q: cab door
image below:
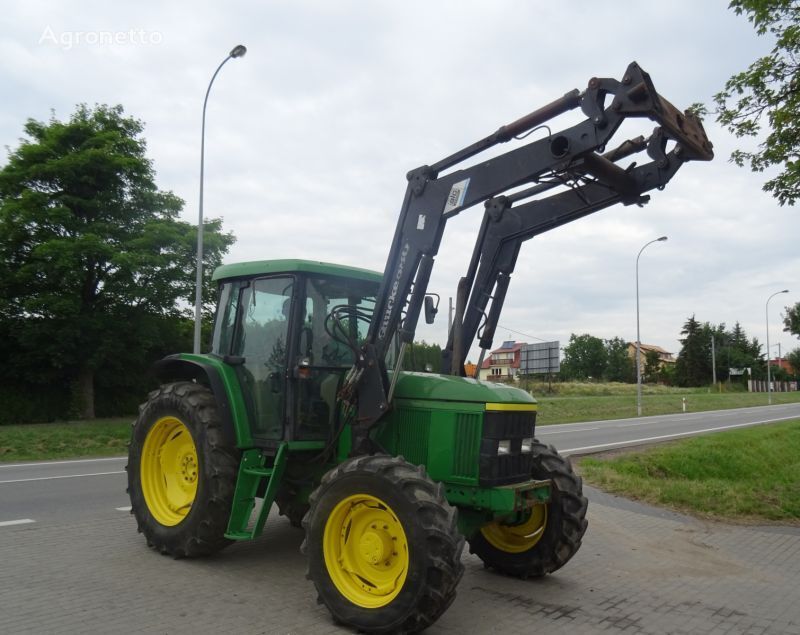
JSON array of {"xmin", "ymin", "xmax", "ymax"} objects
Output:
[{"xmin": 232, "ymin": 276, "xmax": 295, "ymax": 442}]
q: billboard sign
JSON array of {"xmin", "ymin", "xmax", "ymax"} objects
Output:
[{"xmin": 519, "ymin": 341, "xmax": 560, "ymax": 374}]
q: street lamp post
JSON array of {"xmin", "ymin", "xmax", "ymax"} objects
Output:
[
  {"xmin": 636, "ymin": 236, "xmax": 668, "ymax": 417},
  {"xmin": 193, "ymin": 44, "xmax": 247, "ymax": 354},
  {"xmin": 765, "ymin": 289, "xmax": 789, "ymax": 405}
]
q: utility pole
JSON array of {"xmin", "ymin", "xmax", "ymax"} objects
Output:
[{"xmin": 448, "ymin": 296, "xmax": 453, "ymax": 333}]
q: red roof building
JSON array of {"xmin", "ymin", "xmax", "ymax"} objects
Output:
[{"xmin": 478, "ymin": 340, "xmax": 526, "ymax": 381}]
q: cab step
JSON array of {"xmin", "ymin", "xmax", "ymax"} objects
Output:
[{"xmin": 225, "ymin": 443, "xmax": 288, "ymax": 541}]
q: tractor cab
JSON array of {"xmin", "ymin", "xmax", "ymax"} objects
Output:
[{"xmin": 210, "ymin": 259, "xmax": 388, "ymax": 447}]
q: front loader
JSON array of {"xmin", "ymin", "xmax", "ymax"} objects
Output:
[{"xmin": 127, "ymin": 62, "xmax": 712, "ymax": 633}]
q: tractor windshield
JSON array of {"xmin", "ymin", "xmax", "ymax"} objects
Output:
[{"xmin": 301, "ymin": 275, "xmax": 379, "ymax": 368}]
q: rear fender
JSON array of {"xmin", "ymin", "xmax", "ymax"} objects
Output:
[{"xmin": 153, "ymin": 355, "xmax": 250, "ymax": 448}]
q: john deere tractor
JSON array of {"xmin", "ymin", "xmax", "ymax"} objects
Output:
[{"xmin": 127, "ymin": 62, "xmax": 712, "ymax": 633}]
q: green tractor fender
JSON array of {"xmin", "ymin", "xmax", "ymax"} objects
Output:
[{"xmin": 152, "ymin": 354, "xmax": 253, "ymax": 448}]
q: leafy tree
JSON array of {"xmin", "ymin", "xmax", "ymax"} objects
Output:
[
  {"xmin": 785, "ymin": 301, "xmax": 800, "ymax": 338},
  {"xmin": 604, "ymin": 336, "xmax": 633, "ymax": 383},
  {"xmin": 714, "ymin": 0, "xmax": 800, "ymax": 204},
  {"xmin": 643, "ymin": 349, "xmax": 662, "ymax": 383},
  {"xmin": 0, "ymin": 104, "xmax": 234, "ymax": 419},
  {"xmin": 560, "ymin": 333, "xmax": 607, "ymax": 381},
  {"xmin": 787, "ymin": 347, "xmax": 800, "ymax": 376}
]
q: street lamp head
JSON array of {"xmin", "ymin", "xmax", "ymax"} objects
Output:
[
  {"xmin": 230, "ymin": 45, "xmax": 247, "ymax": 58},
  {"xmin": 780, "ymin": 289, "xmax": 789, "ymax": 294},
  {"xmin": 657, "ymin": 236, "xmax": 668, "ymax": 242}
]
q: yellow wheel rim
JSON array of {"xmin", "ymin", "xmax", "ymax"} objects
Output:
[
  {"xmin": 322, "ymin": 494, "xmax": 409, "ymax": 609},
  {"xmin": 480, "ymin": 503, "xmax": 547, "ymax": 553},
  {"xmin": 140, "ymin": 416, "xmax": 199, "ymax": 527}
]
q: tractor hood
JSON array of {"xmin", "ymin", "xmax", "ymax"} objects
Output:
[{"xmin": 392, "ymin": 372, "xmax": 536, "ymax": 405}]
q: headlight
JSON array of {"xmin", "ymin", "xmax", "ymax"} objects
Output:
[
  {"xmin": 521, "ymin": 437, "xmax": 533, "ymax": 453},
  {"xmin": 497, "ymin": 440, "xmax": 511, "ymax": 455}
]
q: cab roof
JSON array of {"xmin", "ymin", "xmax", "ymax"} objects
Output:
[{"xmin": 212, "ymin": 259, "xmax": 383, "ymax": 283}]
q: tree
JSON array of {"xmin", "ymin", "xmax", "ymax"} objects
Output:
[
  {"xmin": 406, "ymin": 341, "xmax": 442, "ymax": 373},
  {"xmin": 714, "ymin": 0, "xmax": 800, "ymax": 205},
  {"xmin": 643, "ymin": 350, "xmax": 662, "ymax": 384},
  {"xmin": 604, "ymin": 336, "xmax": 633, "ymax": 383},
  {"xmin": 787, "ymin": 347, "xmax": 800, "ymax": 376},
  {"xmin": 675, "ymin": 317, "xmax": 765, "ymax": 387},
  {"xmin": 675, "ymin": 316, "xmax": 711, "ymax": 386},
  {"xmin": 560, "ymin": 334, "xmax": 607, "ymax": 381},
  {"xmin": 0, "ymin": 104, "xmax": 234, "ymax": 419},
  {"xmin": 785, "ymin": 301, "xmax": 800, "ymax": 338}
]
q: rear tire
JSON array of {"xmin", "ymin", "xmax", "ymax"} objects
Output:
[
  {"xmin": 302, "ymin": 455, "xmax": 464, "ymax": 634},
  {"xmin": 468, "ymin": 441, "xmax": 587, "ymax": 578},
  {"xmin": 127, "ymin": 382, "xmax": 240, "ymax": 558}
]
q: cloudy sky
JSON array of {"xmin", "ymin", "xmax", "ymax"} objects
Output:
[{"xmin": 2, "ymin": 1, "xmax": 798, "ymax": 364}]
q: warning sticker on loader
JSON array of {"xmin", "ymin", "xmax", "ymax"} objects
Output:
[{"xmin": 443, "ymin": 178, "xmax": 470, "ymax": 215}]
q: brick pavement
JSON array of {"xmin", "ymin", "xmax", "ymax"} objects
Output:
[{"xmin": 1, "ymin": 488, "xmax": 799, "ymax": 634}]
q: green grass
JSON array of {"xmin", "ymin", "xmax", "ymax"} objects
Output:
[
  {"xmin": 578, "ymin": 419, "xmax": 800, "ymax": 523},
  {"xmin": 0, "ymin": 418, "xmax": 132, "ymax": 462},
  {"xmin": 534, "ymin": 387, "xmax": 800, "ymax": 425},
  {"xmin": 2, "ymin": 381, "xmax": 799, "ymax": 462}
]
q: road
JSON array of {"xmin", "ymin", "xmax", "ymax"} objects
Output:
[
  {"xmin": 2, "ymin": 402, "xmax": 800, "ymax": 524},
  {"xmin": 1, "ymin": 403, "xmax": 799, "ymax": 634},
  {"xmin": 538, "ymin": 401, "xmax": 800, "ymax": 456}
]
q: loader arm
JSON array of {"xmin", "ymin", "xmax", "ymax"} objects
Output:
[
  {"xmin": 342, "ymin": 61, "xmax": 712, "ymax": 435},
  {"xmin": 443, "ymin": 130, "xmax": 694, "ymax": 375}
]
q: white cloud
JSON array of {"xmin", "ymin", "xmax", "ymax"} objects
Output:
[{"xmin": 1, "ymin": 0, "xmax": 798, "ymax": 362}]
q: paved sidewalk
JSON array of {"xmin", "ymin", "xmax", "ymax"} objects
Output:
[{"xmin": 1, "ymin": 487, "xmax": 799, "ymax": 634}]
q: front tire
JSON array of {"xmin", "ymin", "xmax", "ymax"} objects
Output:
[
  {"xmin": 302, "ymin": 455, "xmax": 464, "ymax": 634},
  {"xmin": 127, "ymin": 382, "xmax": 239, "ymax": 558},
  {"xmin": 468, "ymin": 441, "xmax": 588, "ymax": 578}
]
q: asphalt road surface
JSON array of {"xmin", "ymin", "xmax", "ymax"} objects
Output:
[
  {"xmin": 1, "ymin": 403, "xmax": 799, "ymax": 634},
  {"xmin": 539, "ymin": 401, "xmax": 800, "ymax": 456}
]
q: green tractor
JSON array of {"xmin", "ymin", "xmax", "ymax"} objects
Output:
[{"xmin": 127, "ymin": 62, "xmax": 712, "ymax": 633}]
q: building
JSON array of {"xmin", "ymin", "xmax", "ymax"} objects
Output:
[
  {"xmin": 478, "ymin": 340, "xmax": 526, "ymax": 381},
  {"xmin": 769, "ymin": 358, "xmax": 795, "ymax": 375},
  {"xmin": 627, "ymin": 343, "xmax": 675, "ymax": 370}
]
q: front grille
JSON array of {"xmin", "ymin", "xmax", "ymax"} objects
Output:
[
  {"xmin": 452, "ymin": 412, "xmax": 481, "ymax": 479},
  {"xmin": 478, "ymin": 409, "xmax": 537, "ymax": 486},
  {"xmin": 395, "ymin": 407, "xmax": 430, "ymax": 465}
]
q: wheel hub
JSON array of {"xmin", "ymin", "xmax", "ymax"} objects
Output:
[
  {"xmin": 480, "ymin": 503, "xmax": 548, "ymax": 553},
  {"xmin": 323, "ymin": 494, "xmax": 409, "ymax": 608},
  {"xmin": 140, "ymin": 416, "xmax": 199, "ymax": 526},
  {"xmin": 180, "ymin": 454, "xmax": 198, "ymax": 483}
]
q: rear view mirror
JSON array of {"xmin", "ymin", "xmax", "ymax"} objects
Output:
[{"xmin": 424, "ymin": 294, "xmax": 439, "ymax": 325}]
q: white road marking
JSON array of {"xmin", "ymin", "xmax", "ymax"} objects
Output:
[
  {"xmin": 538, "ymin": 426, "xmax": 600, "ymax": 435},
  {"xmin": 561, "ymin": 415, "xmax": 799, "ymax": 455},
  {"xmin": 613, "ymin": 420, "xmax": 667, "ymax": 428},
  {"xmin": 0, "ymin": 471, "xmax": 125, "ymax": 484},
  {"xmin": 115, "ymin": 506, "xmax": 132, "ymax": 512},
  {"xmin": 0, "ymin": 518, "xmax": 35, "ymax": 527},
  {"xmin": 0, "ymin": 457, "xmax": 125, "ymax": 469}
]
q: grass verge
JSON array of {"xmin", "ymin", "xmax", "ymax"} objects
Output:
[
  {"xmin": 577, "ymin": 419, "xmax": 800, "ymax": 523},
  {"xmin": 2, "ymin": 384, "xmax": 800, "ymax": 462},
  {"xmin": 536, "ymin": 390, "xmax": 800, "ymax": 425},
  {"xmin": 0, "ymin": 418, "xmax": 131, "ymax": 462}
]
